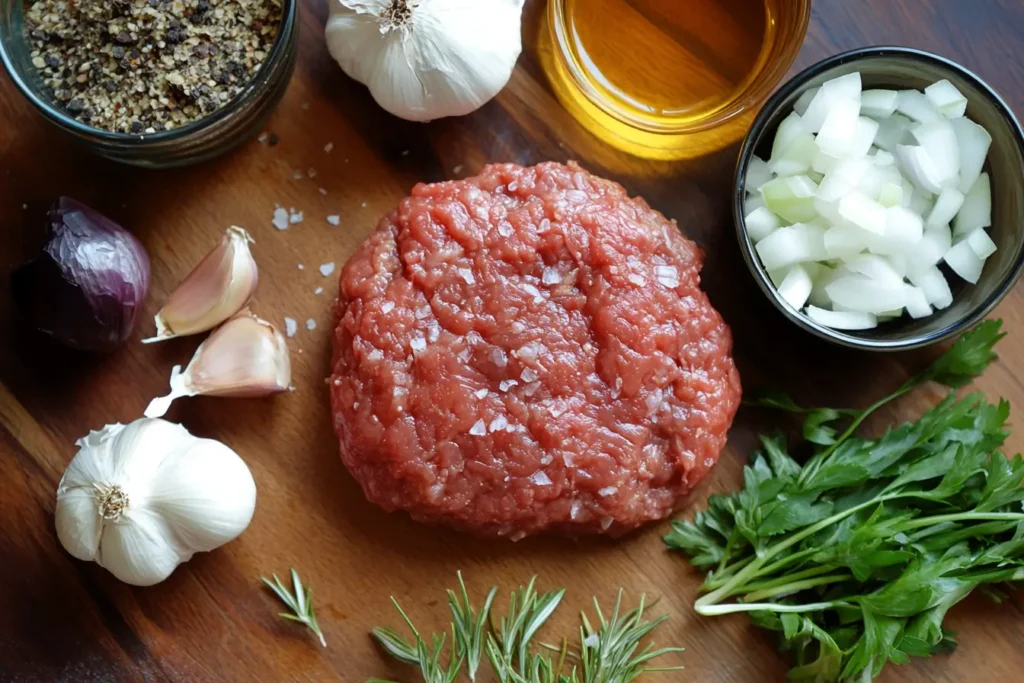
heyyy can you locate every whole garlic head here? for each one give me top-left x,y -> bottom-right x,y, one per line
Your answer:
55,419 -> 256,586
325,0 -> 526,122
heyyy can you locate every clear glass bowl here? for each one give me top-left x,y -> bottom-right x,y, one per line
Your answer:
541,0 -> 811,160
0,0 -> 297,168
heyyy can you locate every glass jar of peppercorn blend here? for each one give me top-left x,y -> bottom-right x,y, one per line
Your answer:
0,0 -> 297,168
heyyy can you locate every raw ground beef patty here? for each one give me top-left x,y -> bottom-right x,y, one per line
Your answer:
330,162 -> 741,538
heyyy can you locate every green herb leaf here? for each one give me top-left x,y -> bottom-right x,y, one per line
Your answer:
260,569 -> 326,647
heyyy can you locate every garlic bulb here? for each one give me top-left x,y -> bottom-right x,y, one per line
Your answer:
55,419 -> 256,586
144,309 -> 291,418
144,226 -> 258,343
325,0 -> 525,122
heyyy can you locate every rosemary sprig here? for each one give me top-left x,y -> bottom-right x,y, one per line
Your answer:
260,568 -> 326,647
372,575 -> 683,683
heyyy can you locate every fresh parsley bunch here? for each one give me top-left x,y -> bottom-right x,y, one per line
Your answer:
666,320 -> 1024,682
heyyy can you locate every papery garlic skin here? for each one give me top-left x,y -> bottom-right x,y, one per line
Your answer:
325,0 -> 525,122
144,226 -> 258,343
55,419 -> 256,586
144,310 -> 291,418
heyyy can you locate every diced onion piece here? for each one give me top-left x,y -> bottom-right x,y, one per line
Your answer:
824,225 -> 871,259
924,79 -> 968,119
815,99 -> 862,157
838,192 -> 887,234
808,265 -> 840,308
826,276 -> 911,313
900,178 -> 915,208
744,206 -> 782,243
849,117 -> 880,158
904,286 -> 933,319
768,268 -> 788,288
951,117 -> 992,193
858,165 -> 902,200
887,253 -> 909,277
761,175 -> 820,223
861,89 -> 899,118
896,90 -> 943,123
953,172 -> 992,236
871,149 -> 895,167
844,254 -> 904,286
745,193 -> 766,215
770,134 -> 817,177
755,223 -> 826,271
874,114 -> 913,153
925,187 -> 965,229
878,182 -> 904,208
908,187 -> 935,217
896,144 -> 944,194
805,305 -> 877,330
966,228 -> 998,259
771,112 -> 808,161
745,155 -> 774,191
811,148 -> 841,175
802,72 -> 862,133
911,120 -> 960,185
906,225 -> 952,272
872,206 -> 923,255
907,266 -> 953,309
944,240 -> 984,284
793,87 -> 819,116
778,265 -> 813,309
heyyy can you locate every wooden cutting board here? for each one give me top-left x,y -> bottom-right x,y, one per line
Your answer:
2,1 -> 1024,681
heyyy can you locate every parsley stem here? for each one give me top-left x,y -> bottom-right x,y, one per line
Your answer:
741,574 -> 853,603
732,564 -> 845,596
696,600 -> 843,617
897,510 -> 1024,531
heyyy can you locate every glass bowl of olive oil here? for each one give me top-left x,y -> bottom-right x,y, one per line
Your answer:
542,0 -> 811,160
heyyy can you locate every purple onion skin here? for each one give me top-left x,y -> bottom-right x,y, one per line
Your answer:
11,197 -> 151,352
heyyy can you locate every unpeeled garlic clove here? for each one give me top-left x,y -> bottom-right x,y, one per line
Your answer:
143,226 -> 258,343
144,309 -> 291,418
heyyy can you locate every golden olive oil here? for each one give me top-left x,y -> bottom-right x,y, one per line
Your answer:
543,0 -> 810,159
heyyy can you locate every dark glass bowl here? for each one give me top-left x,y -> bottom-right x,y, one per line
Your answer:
735,47 -> 1024,351
0,0 -> 297,168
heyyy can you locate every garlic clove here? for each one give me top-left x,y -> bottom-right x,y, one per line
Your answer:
143,226 -> 258,343
96,506 -> 189,586
144,309 -> 291,418
148,437 -> 257,552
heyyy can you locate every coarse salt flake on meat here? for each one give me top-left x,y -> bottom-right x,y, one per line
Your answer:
330,162 -> 740,538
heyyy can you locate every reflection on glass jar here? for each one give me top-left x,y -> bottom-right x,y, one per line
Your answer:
541,0 -> 811,160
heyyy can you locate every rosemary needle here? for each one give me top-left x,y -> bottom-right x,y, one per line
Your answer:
261,568 -> 327,647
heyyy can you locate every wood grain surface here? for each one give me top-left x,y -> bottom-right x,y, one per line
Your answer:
3,1 -> 1024,681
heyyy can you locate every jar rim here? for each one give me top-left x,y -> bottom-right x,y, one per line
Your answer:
0,0 -> 298,143
546,0 -> 812,135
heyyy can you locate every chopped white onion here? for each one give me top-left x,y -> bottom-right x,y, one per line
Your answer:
752,72 -> 995,331
802,72 -> 862,133
896,90 -> 943,123
966,228 -> 997,259
943,240 -> 984,284
760,175 -> 820,223
816,99 -> 862,157
953,172 -> 991,236
826,276 -> 911,313
746,156 -> 774,191
744,206 -> 782,243
778,265 -> 813,309
793,87 -> 819,116
924,79 -> 968,119
805,306 -> 878,330
925,187 -> 965,229
952,117 -> 992,193
861,89 -> 899,118
904,286 -> 933,319
755,223 -> 827,271
911,120 -> 960,184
